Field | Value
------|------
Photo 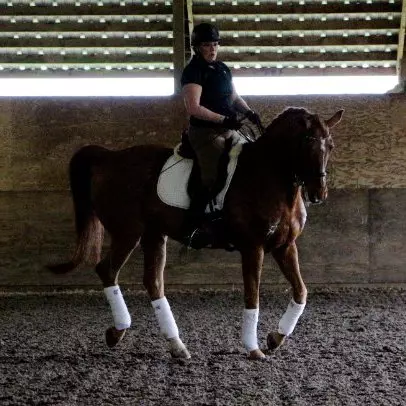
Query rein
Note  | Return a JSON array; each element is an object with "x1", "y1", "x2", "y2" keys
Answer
[{"x1": 238, "y1": 116, "x2": 265, "y2": 143}]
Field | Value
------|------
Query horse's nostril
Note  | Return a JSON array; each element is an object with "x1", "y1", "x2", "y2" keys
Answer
[{"x1": 311, "y1": 196, "x2": 322, "y2": 205}]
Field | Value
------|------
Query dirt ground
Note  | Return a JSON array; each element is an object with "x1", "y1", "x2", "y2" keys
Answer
[{"x1": 0, "y1": 287, "x2": 405, "y2": 406}]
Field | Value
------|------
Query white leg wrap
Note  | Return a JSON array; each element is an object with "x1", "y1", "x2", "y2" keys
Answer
[
  {"x1": 104, "y1": 285, "x2": 131, "y2": 330},
  {"x1": 278, "y1": 299, "x2": 306, "y2": 336},
  {"x1": 151, "y1": 297, "x2": 179, "y2": 340},
  {"x1": 242, "y1": 308, "x2": 259, "y2": 352}
]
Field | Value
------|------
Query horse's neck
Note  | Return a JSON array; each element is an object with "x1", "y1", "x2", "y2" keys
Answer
[
  {"x1": 243, "y1": 133, "x2": 297, "y2": 183},
  {"x1": 239, "y1": 139, "x2": 300, "y2": 208},
  {"x1": 236, "y1": 127, "x2": 306, "y2": 230}
]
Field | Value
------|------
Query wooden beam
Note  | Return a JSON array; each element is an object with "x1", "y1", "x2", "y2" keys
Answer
[
  {"x1": 221, "y1": 35, "x2": 397, "y2": 48},
  {"x1": 0, "y1": 36, "x2": 173, "y2": 48},
  {"x1": 196, "y1": 19, "x2": 400, "y2": 32},
  {"x1": 173, "y1": 0, "x2": 185, "y2": 94},
  {"x1": 0, "y1": 69, "x2": 173, "y2": 78},
  {"x1": 193, "y1": 2, "x2": 401, "y2": 15},
  {"x1": 0, "y1": 20, "x2": 173, "y2": 32},
  {"x1": 219, "y1": 51, "x2": 396, "y2": 63},
  {"x1": 2, "y1": 2, "x2": 401, "y2": 16},
  {"x1": 397, "y1": 0, "x2": 406, "y2": 87},
  {"x1": 1, "y1": 54, "x2": 173, "y2": 64},
  {"x1": 186, "y1": 0, "x2": 194, "y2": 51},
  {"x1": 0, "y1": 4, "x2": 172, "y2": 15},
  {"x1": 228, "y1": 66, "x2": 396, "y2": 77}
]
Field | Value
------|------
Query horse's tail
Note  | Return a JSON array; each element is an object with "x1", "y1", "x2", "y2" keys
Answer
[{"x1": 48, "y1": 146, "x2": 105, "y2": 274}]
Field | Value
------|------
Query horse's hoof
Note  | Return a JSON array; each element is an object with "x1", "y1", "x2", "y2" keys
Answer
[
  {"x1": 105, "y1": 326, "x2": 126, "y2": 348},
  {"x1": 267, "y1": 332, "x2": 286, "y2": 351},
  {"x1": 248, "y1": 348, "x2": 267, "y2": 360},
  {"x1": 169, "y1": 337, "x2": 191, "y2": 359}
]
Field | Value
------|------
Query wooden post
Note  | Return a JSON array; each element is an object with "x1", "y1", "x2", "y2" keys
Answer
[
  {"x1": 173, "y1": 0, "x2": 185, "y2": 95},
  {"x1": 397, "y1": 0, "x2": 406, "y2": 89},
  {"x1": 186, "y1": 0, "x2": 194, "y2": 51}
]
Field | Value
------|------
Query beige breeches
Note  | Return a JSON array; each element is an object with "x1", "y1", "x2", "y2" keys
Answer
[{"x1": 188, "y1": 126, "x2": 241, "y2": 190}]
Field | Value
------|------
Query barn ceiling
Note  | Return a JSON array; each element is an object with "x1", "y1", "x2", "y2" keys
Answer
[{"x1": 0, "y1": 0, "x2": 405, "y2": 85}]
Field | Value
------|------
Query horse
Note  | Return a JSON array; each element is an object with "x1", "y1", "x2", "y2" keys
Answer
[{"x1": 48, "y1": 107, "x2": 344, "y2": 360}]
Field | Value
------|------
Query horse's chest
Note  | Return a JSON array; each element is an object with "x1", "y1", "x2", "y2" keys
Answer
[
  {"x1": 297, "y1": 198, "x2": 307, "y2": 230},
  {"x1": 266, "y1": 202, "x2": 307, "y2": 247},
  {"x1": 290, "y1": 199, "x2": 307, "y2": 235}
]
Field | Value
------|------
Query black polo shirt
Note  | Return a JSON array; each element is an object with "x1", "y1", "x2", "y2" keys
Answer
[{"x1": 181, "y1": 55, "x2": 235, "y2": 128}]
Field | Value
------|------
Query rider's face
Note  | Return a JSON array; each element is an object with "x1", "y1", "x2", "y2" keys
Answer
[{"x1": 198, "y1": 42, "x2": 219, "y2": 63}]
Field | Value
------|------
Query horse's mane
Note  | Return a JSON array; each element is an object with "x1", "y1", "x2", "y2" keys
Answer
[{"x1": 264, "y1": 107, "x2": 312, "y2": 135}]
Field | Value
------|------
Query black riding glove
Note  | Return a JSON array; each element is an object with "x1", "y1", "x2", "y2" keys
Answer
[
  {"x1": 245, "y1": 110, "x2": 261, "y2": 125},
  {"x1": 223, "y1": 115, "x2": 242, "y2": 130}
]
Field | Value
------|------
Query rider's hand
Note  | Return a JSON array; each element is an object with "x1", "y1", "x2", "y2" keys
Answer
[
  {"x1": 245, "y1": 110, "x2": 261, "y2": 125},
  {"x1": 223, "y1": 115, "x2": 243, "y2": 130}
]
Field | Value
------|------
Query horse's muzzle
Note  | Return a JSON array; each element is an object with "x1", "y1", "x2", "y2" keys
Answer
[
  {"x1": 314, "y1": 189, "x2": 328, "y2": 204},
  {"x1": 306, "y1": 186, "x2": 328, "y2": 204}
]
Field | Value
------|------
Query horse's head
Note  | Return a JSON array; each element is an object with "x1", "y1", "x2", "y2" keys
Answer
[{"x1": 294, "y1": 109, "x2": 344, "y2": 204}]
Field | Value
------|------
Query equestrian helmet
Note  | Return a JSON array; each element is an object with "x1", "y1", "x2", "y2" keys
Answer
[{"x1": 191, "y1": 23, "x2": 220, "y2": 46}]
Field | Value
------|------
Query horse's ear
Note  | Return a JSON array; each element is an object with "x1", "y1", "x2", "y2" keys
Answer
[{"x1": 325, "y1": 109, "x2": 344, "y2": 128}]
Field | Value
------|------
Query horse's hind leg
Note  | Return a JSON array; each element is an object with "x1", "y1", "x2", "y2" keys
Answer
[
  {"x1": 142, "y1": 231, "x2": 191, "y2": 359},
  {"x1": 96, "y1": 234, "x2": 140, "y2": 348},
  {"x1": 268, "y1": 242, "x2": 307, "y2": 351}
]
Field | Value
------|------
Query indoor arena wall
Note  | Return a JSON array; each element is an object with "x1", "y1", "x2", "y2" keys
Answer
[{"x1": 0, "y1": 94, "x2": 405, "y2": 289}]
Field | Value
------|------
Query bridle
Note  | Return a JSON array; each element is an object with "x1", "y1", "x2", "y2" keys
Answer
[
  {"x1": 293, "y1": 131, "x2": 328, "y2": 187},
  {"x1": 238, "y1": 116, "x2": 327, "y2": 186}
]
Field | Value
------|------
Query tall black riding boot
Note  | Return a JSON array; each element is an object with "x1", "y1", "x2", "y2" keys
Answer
[{"x1": 182, "y1": 187, "x2": 213, "y2": 249}]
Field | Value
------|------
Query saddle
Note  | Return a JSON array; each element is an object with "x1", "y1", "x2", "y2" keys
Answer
[
  {"x1": 157, "y1": 131, "x2": 245, "y2": 250},
  {"x1": 177, "y1": 129, "x2": 196, "y2": 160},
  {"x1": 157, "y1": 131, "x2": 243, "y2": 212},
  {"x1": 179, "y1": 129, "x2": 231, "y2": 214}
]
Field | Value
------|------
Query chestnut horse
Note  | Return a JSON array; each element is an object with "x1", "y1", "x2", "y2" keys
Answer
[{"x1": 49, "y1": 107, "x2": 343, "y2": 360}]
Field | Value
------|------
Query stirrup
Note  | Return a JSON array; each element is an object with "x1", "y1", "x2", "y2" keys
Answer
[{"x1": 183, "y1": 227, "x2": 211, "y2": 250}]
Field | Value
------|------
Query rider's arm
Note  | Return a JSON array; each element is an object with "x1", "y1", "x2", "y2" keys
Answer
[
  {"x1": 182, "y1": 83, "x2": 225, "y2": 123},
  {"x1": 230, "y1": 83, "x2": 253, "y2": 115}
]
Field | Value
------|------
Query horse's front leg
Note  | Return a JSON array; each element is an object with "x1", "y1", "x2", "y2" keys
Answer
[
  {"x1": 241, "y1": 244, "x2": 266, "y2": 360},
  {"x1": 142, "y1": 231, "x2": 190, "y2": 359},
  {"x1": 269, "y1": 241, "x2": 307, "y2": 351}
]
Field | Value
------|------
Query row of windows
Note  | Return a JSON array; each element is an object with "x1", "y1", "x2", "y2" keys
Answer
[{"x1": 0, "y1": 0, "x2": 402, "y2": 78}]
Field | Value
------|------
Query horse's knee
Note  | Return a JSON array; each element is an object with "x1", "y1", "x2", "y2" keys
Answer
[
  {"x1": 294, "y1": 286, "x2": 308, "y2": 304},
  {"x1": 143, "y1": 274, "x2": 163, "y2": 299}
]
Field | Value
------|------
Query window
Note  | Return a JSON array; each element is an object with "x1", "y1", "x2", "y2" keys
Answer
[{"x1": 0, "y1": 0, "x2": 404, "y2": 95}]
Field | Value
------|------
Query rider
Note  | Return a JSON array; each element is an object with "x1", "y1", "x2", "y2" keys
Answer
[{"x1": 181, "y1": 22, "x2": 260, "y2": 247}]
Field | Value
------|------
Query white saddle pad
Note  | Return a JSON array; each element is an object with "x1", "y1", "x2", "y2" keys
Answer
[{"x1": 157, "y1": 142, "x2": 244, "y2": 212}]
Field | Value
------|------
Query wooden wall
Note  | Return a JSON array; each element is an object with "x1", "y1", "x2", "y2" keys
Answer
[{"x1": 0, "y1": 94, "x2": 405, "y2": 290}]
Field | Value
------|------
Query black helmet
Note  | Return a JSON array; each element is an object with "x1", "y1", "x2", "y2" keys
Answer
[{"x1": 191, "y1": 23, "x2": 220, "y2": 47}]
